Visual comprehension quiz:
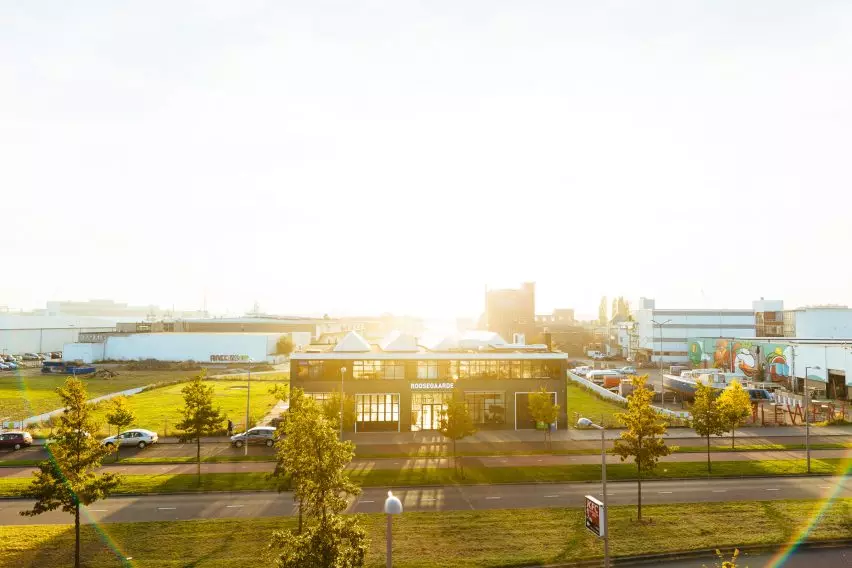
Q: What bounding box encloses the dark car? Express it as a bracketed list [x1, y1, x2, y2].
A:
[0, 431, 33, 450]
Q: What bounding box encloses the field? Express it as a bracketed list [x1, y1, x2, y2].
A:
[565, 382, 626, 427]
[0, 369, 201, 421]
[1, 499, 849, 567]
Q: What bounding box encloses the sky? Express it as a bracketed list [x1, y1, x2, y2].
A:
[2, 1, 852, 320]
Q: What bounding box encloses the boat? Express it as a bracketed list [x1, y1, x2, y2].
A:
[41, 361, 96, 375]
[662, 370, 737, 401]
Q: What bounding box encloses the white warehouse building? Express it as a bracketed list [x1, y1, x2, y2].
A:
[632, 298, 755, 364]
[63, 332, 311, 364]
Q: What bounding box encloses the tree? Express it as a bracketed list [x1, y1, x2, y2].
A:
[528, 388, 560, 448]
[690, 383, 725, 472]
[21, 378, 120, 568]
[611, 375, 671, 521]
[174, 373, 224, 480]
[105, 395, 135, 437]
[438, 398, 477, 477]
[276, 335, 295, 357]
[271, 390, 367, 566]
[717, 380, 752, 449]
[322, 391, 356, 433]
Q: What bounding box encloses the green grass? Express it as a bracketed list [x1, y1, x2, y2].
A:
[565, 382, 626, 428]
[1, 499, 849, 567]
[1, 458, 849, 497]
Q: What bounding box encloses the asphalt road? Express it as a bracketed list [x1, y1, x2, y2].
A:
[658, 547, 852, 567]
[1, 476, 849, 525]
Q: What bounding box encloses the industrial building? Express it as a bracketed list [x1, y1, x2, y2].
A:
[483, 282, 536, 344]
[62, 332, 311, 364]
[290, 330, 569, 432]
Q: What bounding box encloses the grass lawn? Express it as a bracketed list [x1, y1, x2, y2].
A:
[0, 370, 199, 421]
[565, 382, 626, 427]
[1, 499, 849, 567]
[1, 458, 848, 497]
[88, 379, 287, 437]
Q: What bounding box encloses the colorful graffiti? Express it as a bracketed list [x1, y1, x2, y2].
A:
[688, 338, 792, 382]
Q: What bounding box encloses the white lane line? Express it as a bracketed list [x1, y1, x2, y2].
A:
[544, 495, 559, 498]
[225, 505, 244, 508]
[360, 500, 375, 504]
[157, 507, 177, 510]
[89, 509, 107, 512]
[819, 486, 832, 489]
[712, 490, 727, 493]
[658, 491, 673, 494]
[420, 498, 437, 501]
[486, 496, 501, 500]
[765, 488, 780, 491]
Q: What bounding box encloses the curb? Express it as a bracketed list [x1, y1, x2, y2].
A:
[526, 538, 852, 567]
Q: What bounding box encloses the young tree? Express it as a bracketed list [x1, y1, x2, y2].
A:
[276, 335, 295, 357]
[690, 383, 725, 472]
[321, 391, 356, 433]
[438, 398, 477, 477]
[717, 380, 752, 449]
[528, 388, 560, 448]
[105, 395, 135, 437]
[175, 373, 224, 480]
[612, 375, 671, 521]
[271, 390, 367, 566]
[21, 378, 120, 568]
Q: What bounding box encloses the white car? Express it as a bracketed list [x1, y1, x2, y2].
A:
[102, 429, 158, 449]
[572, 366, 592, 377]
[618, 366, 637, 375]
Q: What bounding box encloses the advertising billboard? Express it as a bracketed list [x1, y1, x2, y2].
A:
[585, 495, 605, 537]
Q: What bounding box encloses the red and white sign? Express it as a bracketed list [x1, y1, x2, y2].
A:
[585, 495, 605, 538]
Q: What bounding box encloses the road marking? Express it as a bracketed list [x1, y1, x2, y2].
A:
[819, 486, 832, 489]
[658, 491, 673, 494]
[225, 505, 243, 508]
[544, 495, 559, 498]
[765, 488, 780, 491]
[89, 509, 107, 512]
[360, 500, 375, 503]
[157, 507, 177, 510]
[486, 496, 501, 500]
[712, 490, 727, 493]
[420, 498, 437, 501]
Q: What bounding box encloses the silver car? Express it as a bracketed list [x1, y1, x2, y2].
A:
[102, 429, 159, 449]
[231, 426, 277, 448]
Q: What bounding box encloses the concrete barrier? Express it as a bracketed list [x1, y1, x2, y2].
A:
[568, 372, 691, 420]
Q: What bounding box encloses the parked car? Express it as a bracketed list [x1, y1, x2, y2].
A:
[748, 389, 775, 402]
[50, 352, 62, 359]
[586, 370, 624, 386]
[3, 361, 17, 370]
[0, 431, 33, 450]
[0, 363, 8, 371]
[572, 366, 592, 377]
[618, 366, 637, 375]
[102, 429, 159, 449]
[21, 353, 41, 361]
[231, 426, 277, 448]
[1, 355, 14, 363]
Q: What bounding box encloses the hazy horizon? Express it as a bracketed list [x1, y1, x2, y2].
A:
[4, 1, 851, 319]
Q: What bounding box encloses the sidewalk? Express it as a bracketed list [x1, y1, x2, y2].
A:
[1, 448, 848, 479]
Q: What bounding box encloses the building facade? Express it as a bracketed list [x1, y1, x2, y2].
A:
[484, 282, 536, 343]
[290, 331, 568, 432]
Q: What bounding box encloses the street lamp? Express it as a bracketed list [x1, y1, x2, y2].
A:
[383, 490, 403, 568]
[339, 367, 347, 440]
[577, 417, 609, 568]
[244, 358, 253, 456]
[651, 319, 671, 401]
[804, 365, 820, 473]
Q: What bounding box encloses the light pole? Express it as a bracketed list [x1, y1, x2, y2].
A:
[804, 365, 820, 473]
[244, 358, 253, 457]
[340, 367, 347, 440]
[578, 417, 608, 568]
[383, 490, 403, 568]
[651, 319, 671, 401]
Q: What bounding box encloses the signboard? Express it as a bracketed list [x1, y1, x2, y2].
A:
[210, 354, 251, 362]
[410, 382, 455, 390]
[584, 495, 605, 537]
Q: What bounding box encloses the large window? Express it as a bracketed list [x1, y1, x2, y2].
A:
[383, 360, 406, 379]
[353, 360, 404, 380]
[297, 360, 325, 379]
[417, 361, 439, 379]
[465, 392, 506, 425]
[305, 392, 332, 404]
[355, 394, 400, 432]
[450, 359, 560, 379]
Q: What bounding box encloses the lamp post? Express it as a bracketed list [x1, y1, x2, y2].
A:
[383, 490, 403, 568]
[578, 417, 608, 568]
[804, 365, 820, 473]
[340, 367, 347, 440]
[244, 358, 253, 456]
[651, 319, 671, 401]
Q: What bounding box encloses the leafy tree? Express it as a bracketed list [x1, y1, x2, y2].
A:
[438, 398, 477, 477]
[528, 388, 560, 448]
[322, 391, 357, 433]
[21, 378, 120, 568]
[612, 375, 671, 521]
[105, 395, 135, 437]
[175, 373, 224, 480]
[271, 390, 367, 566]
[690, 383, 725, 472]
[276, 335, 295, 356]
[717, 380, 752, 449]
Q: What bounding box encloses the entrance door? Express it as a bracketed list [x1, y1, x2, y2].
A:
[411, 393, 450, 431]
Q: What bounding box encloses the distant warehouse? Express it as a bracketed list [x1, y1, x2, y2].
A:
[62, 332, 310, 364]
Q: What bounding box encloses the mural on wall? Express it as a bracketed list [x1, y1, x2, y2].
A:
[688, 338, 792, 382]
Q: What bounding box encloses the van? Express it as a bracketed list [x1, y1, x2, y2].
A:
[586, 370, 623, 387]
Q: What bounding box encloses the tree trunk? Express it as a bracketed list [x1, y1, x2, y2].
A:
[298, 499, 303, 534]
[731, 426, 735, 450]
[196, 436, 201, 483]
[706, 433, 711, 473]
[75, 500, 80, 568]
[637, 462, 642, 521]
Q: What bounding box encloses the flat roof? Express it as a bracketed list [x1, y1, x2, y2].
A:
[292, 352, 569, 361]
